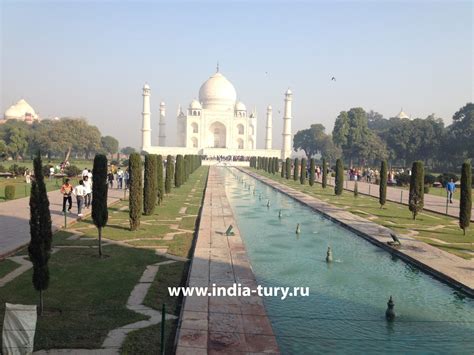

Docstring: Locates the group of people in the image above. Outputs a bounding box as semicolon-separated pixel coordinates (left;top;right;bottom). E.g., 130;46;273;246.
60;168;93;217
107;167;129;189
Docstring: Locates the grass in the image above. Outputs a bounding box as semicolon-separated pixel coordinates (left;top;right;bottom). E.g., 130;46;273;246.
0;159;96;171
0;259;20;278
250;168;474;259
0;166;209;352
0;177;81;201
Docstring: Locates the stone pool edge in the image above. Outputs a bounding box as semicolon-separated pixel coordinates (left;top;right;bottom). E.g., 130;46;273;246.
239;168;474;298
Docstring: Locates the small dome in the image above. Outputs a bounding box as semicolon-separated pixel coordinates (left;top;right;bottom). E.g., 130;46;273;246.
285;88;292;95
4;99;38;120
267;105;272;110
189;99;202;110
396;109;409;119
160;101;165;106
198;72;237;110
235;101;246;111
143;83;150;89
4;104;21;119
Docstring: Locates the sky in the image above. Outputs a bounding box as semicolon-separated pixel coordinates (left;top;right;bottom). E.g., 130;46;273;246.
1;0;473;150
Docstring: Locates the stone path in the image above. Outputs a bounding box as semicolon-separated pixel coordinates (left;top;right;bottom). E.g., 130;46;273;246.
0;187;123;258
243;169;474;296
176;166;280;354
319;175;474;221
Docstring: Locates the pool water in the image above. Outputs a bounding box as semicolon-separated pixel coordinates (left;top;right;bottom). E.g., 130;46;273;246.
222;168;474;354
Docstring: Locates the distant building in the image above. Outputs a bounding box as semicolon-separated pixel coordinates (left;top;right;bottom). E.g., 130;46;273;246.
2;99;40;124
395;108;410;119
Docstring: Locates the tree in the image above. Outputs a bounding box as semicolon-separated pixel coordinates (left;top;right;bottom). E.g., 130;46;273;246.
293;158;299;181
300;158;306;184
446;103;474;167
459;162;472;235
157;155;164;204
28;152;53;315
335;158;344;195
92;154;108;257
129;153;142;230
274;157;279;173
101;136;119;155
5;125;29;159
121;146;136;155
143;154;158;215
309;158;315;186
379;160;388;208
409;161;424;220
293;124;341;161
175;155;184;187
322;158;328;188
281;160;285;178
165;155;173;194
285;158;291;179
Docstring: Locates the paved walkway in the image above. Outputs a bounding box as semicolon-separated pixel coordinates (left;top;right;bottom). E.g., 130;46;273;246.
0;188;124;258
319;175;474;221
176;166;280;354
244;169;474;296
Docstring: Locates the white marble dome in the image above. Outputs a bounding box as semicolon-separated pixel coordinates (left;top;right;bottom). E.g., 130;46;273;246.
189;99;202;110
198;72;237;110
235;101;246;111
4;99;39;121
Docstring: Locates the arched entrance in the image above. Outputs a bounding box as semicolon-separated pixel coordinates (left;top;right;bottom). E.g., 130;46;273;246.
208;122;226;148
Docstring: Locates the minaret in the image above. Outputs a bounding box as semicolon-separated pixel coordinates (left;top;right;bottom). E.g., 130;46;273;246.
141;83;151;151
281;89;292;160
159;101;166;146
265;105;272;149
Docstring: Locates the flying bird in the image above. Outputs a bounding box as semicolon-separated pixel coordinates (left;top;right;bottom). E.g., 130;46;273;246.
331;76;336;81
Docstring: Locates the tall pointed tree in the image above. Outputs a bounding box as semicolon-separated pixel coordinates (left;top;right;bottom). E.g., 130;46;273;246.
322;158;328;188
309;158;315;186
379;160;387;208
157;155;164;204
92;154;108;257
143;154;158;215
335;158;344;195
165;155;173;194
300;158;307;184
459;162;472;235
28;152;53;315
285;158;291;179
129;153;142;230
293;158;299;181
409;161;424;220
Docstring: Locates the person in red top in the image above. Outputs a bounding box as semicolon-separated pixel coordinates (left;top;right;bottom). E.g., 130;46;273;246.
60;179;74;214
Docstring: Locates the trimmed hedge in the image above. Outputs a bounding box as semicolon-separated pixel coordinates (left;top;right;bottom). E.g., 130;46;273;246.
129;153;143;230
335;159;343;195
4;185;15;200
143;154;158;215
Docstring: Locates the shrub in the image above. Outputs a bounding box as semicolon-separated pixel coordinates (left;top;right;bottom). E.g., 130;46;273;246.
165;155;173;194
300;158;306;184
293;158;299;181
424;174;437;186
175;155;184;188
322;158;328;188
64;165;81;177
0;164;6;173
4;185;15;200
309;158;315;186
285;158;291;179
157;155;164;204
409;161;424;220
281;161;285;178
129;153;142;231
424;185;430;194
92;154;108;257
9;164;27;176
437;173;458;187
335;159;343;195
459;162;472;235
395;172;410;186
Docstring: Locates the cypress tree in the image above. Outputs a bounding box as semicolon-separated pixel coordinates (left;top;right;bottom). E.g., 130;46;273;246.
285;158;291;179
28;152;53;315
322;158;328;188
165;155;173;194
92;154;108;257
335;158;344;195
309;158;315;186
293;158;299;181
129;152;142;230
274;158;279;173
281;161;286;178
300;158;307;184
143;154;157;215
175;155;183;187
459;162;472;235
409;161;424;220
157;155;164;204
379;160;388;208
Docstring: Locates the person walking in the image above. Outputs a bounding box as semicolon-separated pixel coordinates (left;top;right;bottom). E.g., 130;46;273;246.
49;166;55;180
117;167;123;189
83;175;92;209
107;171;114;189
124;169;130;189
60;179;74;214
73;180;87;217
24;168;31;184
446;178;456;204
82;168;89;179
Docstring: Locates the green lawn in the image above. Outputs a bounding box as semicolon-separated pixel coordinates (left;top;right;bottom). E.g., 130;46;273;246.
0;165;209;352
0;159;96;171
250;168;474;259
0;177;81;202
0;259;20;278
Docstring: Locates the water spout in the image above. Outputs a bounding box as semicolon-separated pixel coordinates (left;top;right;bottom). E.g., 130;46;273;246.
385;296;395;321
326;247;333;263
296;223;301;234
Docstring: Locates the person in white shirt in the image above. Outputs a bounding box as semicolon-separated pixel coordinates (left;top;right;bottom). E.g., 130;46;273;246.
73;180;87;217
49;166;55;180
83;175;92;209
82;168;89;179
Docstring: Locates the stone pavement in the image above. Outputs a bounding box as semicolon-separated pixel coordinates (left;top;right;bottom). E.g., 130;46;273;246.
0;187;124;258
244;169;474;296
176;166;280;354
319;175;474;221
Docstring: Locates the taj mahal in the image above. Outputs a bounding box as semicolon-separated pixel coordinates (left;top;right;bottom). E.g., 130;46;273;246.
140;68;293;160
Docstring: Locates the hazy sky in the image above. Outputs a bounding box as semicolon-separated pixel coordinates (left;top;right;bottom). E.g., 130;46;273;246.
1;0;472;149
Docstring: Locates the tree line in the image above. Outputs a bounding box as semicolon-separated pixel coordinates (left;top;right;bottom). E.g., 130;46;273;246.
293;103;473;170
0;118;119;161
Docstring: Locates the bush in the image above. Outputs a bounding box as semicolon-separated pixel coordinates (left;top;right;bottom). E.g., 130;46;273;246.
143;154;158;215
335;159;343;196
424;185;430;194
0;164;6;173
379;161;387;208
285;158;291;179
459;162;472;235
424;174;437;186
9;164;27;176
64;165;81;177
395;172;410;186
437;173;458;187
409;161;424;220
4;185;15;200
129;153;143;231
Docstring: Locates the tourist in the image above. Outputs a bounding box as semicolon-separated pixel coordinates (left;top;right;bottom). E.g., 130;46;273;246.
60;179;74;214
24;169;31;184
316;166;321;180
83;175;92;209
73;180;86;217
107;171;114;188
124;169;130;189
49;166;55;180
117;168;123;189
82;168;89;179
446;178;456;204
